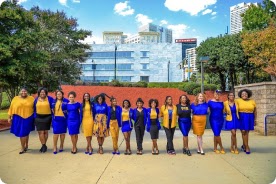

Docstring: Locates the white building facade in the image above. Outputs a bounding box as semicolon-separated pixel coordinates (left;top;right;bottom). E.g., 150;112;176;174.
80;43;183;83
183;47;198;80
139;23;172;43
230;2;258;34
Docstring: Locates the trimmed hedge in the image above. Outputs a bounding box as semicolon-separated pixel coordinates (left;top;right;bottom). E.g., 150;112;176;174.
148;82;184;88
192;87;202;95
204;84;217;91
183;82;200;95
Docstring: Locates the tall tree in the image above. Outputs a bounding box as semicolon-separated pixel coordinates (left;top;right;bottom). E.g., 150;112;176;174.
241;22;276;81
0;2;91;101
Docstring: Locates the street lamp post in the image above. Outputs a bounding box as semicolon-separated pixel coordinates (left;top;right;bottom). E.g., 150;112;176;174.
114;43;117;80
167;60;170;82
199;56;209;93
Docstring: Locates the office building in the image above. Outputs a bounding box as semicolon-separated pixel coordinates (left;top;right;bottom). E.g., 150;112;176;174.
103;31;128;44
183;47;198;80
125;32;160;44
230;2;258;34
80;43;183;83
139;23;173;43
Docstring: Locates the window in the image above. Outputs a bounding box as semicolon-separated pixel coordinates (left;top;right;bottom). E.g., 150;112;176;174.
140;76;149;82
140;51;149;58
141;63;149;70
81;64;132;71
82;64;92;71
90;51;133;58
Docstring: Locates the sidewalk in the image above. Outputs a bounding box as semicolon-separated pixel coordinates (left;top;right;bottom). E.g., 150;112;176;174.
0;129;275;184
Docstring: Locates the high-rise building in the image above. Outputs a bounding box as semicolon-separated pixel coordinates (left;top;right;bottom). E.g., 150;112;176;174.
139;23;172;43
184;48;197;80
175;38;197;60
230;2;258;34
103;31;127;44
125;32;160;44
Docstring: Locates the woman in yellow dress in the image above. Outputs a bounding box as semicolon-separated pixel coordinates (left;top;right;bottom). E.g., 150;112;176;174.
8;87;35;154
160;96;177;155
34;87;54;153
81;93;94;155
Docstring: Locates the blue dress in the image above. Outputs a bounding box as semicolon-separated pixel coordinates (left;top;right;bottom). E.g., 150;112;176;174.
52;98;69;134
208;101;224;136
225;104;240;130
66;102;81;135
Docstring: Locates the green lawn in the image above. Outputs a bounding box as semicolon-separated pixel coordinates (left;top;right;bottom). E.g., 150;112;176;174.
0;109;8;119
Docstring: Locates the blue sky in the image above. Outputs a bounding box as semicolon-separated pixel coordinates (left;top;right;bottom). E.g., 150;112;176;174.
2;0;269;44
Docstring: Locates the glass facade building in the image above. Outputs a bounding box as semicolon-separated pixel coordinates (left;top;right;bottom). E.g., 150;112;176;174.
80;43;183;82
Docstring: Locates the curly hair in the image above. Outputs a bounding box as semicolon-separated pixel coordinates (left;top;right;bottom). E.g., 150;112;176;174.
122;99;131;108
179;95;190;105
238;89;252;98
149;99;159;108
194;93;207;105
136;98;144;105
68;91;77;98
95;93;106;103
37;87;48;96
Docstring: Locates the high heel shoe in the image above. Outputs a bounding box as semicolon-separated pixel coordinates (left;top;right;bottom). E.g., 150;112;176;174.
220;150;226;154
183;148;187;154
214;149;220;154
42;144;47;153
53;151;58;154
186;150;192;156
234;149;239;154
116;151;120;155
241;145;246;152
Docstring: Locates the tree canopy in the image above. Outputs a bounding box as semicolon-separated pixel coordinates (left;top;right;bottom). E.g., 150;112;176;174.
0;1;91;102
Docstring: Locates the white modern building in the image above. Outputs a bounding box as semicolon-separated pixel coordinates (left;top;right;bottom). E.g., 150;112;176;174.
125;32;160;44
230;2;258;34
103;31;127;44
183;47;198;80
139;23;172;43
80;43;183;82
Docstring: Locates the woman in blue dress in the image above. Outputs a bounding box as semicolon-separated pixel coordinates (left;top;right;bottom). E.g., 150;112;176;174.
224;91;240;154
208;90;225;154
177;95;192;156
51;90;69;154
121;99;133;155
93;93;109;154
66;91;81;154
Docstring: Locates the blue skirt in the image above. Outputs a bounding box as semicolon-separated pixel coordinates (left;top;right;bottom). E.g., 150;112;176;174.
239;112;254;131
10;114;34;137
210;117;224;136
52;116;67;134
178;117;191;136
67;119;80;135
225;115;240;130
121;120;132;133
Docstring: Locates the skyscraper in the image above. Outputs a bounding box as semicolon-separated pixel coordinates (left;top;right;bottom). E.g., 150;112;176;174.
230;2;258;34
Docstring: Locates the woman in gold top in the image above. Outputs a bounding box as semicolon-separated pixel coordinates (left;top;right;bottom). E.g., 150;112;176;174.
81;93;94;155
52;90;69;154
8;87;35;154
160;96;177;155
34;87;54;153
121;99;134;155
236;89;257;154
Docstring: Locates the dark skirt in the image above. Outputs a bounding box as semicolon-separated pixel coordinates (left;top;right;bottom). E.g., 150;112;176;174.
150;119;159;139
35;114;52;131
52;116;67;134
10;114;34;137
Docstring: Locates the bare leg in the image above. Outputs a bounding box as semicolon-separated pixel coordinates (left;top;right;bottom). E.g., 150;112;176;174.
217;136;224;150
241;130;246;148
60;134;65;150
244;131;250;152
25;135;29;149
44;130;48;143
20;137;27;152
86;136;92;152
231;129;237;151
214;136;217;150
38;131;46;144
53;134;59;152
184;136;189;149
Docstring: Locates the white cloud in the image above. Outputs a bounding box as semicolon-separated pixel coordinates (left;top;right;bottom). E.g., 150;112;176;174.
135;14;153;26
160;20;168;26
211;11;217;15
211;16;216;20
59;0;67;6
202;9;212;15
82;35;103;44
72;0;80;3
114;1;135;16
167;24;189;39
164;0;217;16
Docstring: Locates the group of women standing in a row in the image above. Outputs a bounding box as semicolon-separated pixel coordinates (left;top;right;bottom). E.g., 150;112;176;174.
8;87;257;156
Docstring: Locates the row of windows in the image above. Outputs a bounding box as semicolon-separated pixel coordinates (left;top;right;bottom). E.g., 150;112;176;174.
90;51;133;58
89;51;149;58
82;76;132;82
82;64;132;71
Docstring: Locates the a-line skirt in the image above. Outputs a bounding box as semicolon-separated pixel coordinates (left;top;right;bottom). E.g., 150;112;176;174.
93;113;109;137
35;114;52;131
121;120;133;133
239;112;254;131
10;114;34;137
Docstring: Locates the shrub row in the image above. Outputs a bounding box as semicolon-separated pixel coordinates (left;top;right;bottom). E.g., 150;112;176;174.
180;82;218;95
147;82;184;88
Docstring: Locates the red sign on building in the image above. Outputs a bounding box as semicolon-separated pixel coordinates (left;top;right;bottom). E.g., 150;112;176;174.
175;38;197;43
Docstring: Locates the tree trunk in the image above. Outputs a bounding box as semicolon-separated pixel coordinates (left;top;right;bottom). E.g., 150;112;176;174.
219;72;226;91
229;72;234;91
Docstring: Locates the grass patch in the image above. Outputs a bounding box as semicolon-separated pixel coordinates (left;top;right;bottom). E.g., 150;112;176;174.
0;109;8;119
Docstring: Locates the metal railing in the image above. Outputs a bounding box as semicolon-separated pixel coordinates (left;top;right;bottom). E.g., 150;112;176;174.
264;113;276;136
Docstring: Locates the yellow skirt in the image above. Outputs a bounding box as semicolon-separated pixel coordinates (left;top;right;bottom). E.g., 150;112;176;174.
192;115;207;136
82;115;94;137
93;114;109;137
